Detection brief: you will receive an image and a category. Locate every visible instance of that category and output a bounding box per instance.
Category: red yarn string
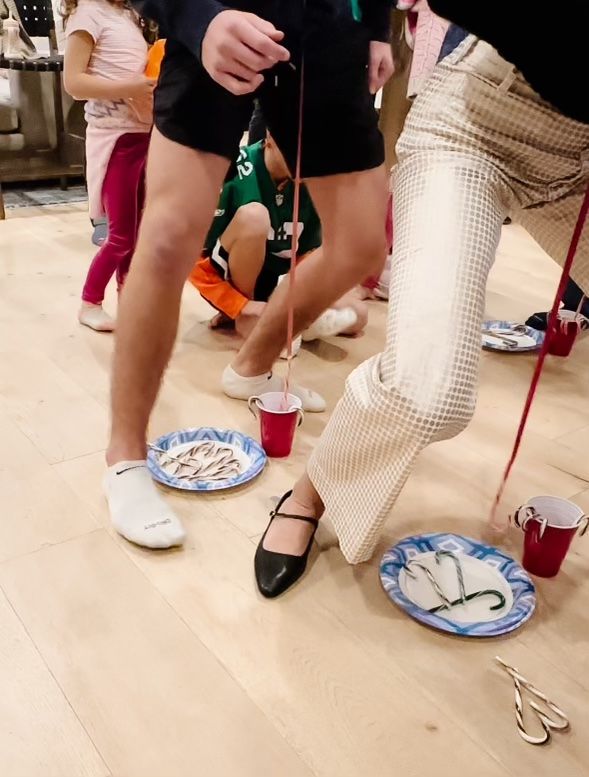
[490,184,589,529]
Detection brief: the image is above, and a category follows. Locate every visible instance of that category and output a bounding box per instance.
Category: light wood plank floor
[1,204,588,777]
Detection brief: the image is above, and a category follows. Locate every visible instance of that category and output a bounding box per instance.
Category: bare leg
[262,472,324,554]
[107,130,228,464]
[222,202,269,339]
[235,308,264,339]
[223,202,269,297]
[104,129,229,549]
[256,167,387,553]
[231,166,388,377]
[266,152,509,559]
[262,157,510,558]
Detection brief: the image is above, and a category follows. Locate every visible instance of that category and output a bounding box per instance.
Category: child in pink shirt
[64,0,155,331]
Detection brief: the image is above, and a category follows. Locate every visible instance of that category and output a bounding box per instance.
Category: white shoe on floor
[279,335,302,360]
[104,461,186,549]
[79,303,115,332]
[374,256,391,300]
[221,365,326,412]
[302,307,358,342]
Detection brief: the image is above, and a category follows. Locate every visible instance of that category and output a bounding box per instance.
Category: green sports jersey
[204,141,322,275]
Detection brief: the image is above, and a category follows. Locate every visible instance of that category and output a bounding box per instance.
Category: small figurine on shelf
[0,1,37,59]
[2,11,21,58]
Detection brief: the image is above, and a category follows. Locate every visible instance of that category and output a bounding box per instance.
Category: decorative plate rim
[147,426,266,492]
[482,319,544,353]
[379,532,536,638]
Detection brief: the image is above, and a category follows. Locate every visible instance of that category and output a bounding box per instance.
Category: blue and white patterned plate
[380,533,536,637]
[147,427,267,492]
[482,320,544,353]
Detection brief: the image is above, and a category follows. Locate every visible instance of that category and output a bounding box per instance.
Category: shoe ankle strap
[270,509,319,527]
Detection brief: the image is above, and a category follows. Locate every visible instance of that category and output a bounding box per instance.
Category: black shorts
[154,1,384,178]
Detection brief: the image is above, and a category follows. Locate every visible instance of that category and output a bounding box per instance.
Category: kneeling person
[189,135,368,345]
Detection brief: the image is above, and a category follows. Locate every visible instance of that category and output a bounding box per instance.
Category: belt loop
[498,66,517,92]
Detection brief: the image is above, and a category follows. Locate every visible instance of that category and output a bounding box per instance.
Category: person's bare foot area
[208,312,234,330]
[79,302,116,332]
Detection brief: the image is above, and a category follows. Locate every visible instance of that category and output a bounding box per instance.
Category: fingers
[368,58,380,94]
[233,41,276,73]
[218,71,264,96]
[239,18,290,63]
[224,59,259,82]
[381,59,395,87]
[203,11,289,94]
[247,14,287,45]
[369,53,395,93]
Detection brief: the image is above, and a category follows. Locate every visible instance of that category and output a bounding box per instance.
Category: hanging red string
[489,183,589,530]
[283,54,306,405]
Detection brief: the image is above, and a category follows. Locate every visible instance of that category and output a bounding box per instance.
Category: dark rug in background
[3,182,88,209]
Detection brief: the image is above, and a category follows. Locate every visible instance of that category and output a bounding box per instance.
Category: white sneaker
[279,335,302,360]
[374,256,391,300]
[302,307,358,342]
[222,365,326,412]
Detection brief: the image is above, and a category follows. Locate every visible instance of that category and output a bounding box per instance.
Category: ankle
[283,493,322,520]
[230,357,270,379]
[106,440,147,467]
[290,479,324,518]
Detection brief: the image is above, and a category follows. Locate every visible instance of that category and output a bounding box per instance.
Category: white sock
[222,365,326,412]
[279,335,302,360]
[374,255,392,300]
[302,307,358,342]
[79,303,115,332]
[104,461,186,549]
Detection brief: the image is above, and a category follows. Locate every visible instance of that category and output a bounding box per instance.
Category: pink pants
[82,132,150,304]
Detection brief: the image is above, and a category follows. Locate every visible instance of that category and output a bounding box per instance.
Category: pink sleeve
[65,4,103,42]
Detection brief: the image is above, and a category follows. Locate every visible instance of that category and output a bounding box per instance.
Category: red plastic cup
[548,317,579,357]
[248,392,304,458]
[514,496,588,578]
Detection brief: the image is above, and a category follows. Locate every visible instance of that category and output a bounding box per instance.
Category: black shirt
[429,0,589,124]
[132,0,392,60]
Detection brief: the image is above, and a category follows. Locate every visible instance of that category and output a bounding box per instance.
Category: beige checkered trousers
[308,37,589,564]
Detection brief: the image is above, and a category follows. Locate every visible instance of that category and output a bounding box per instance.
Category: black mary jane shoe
[255,491,319,599]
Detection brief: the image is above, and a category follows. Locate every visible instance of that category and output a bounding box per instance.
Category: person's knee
[380,364,476,442]
[231,203,270,240]
[326,229,387,281]
[415,380,476,442]
[433,391,476,440]
[137,208,204,279]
